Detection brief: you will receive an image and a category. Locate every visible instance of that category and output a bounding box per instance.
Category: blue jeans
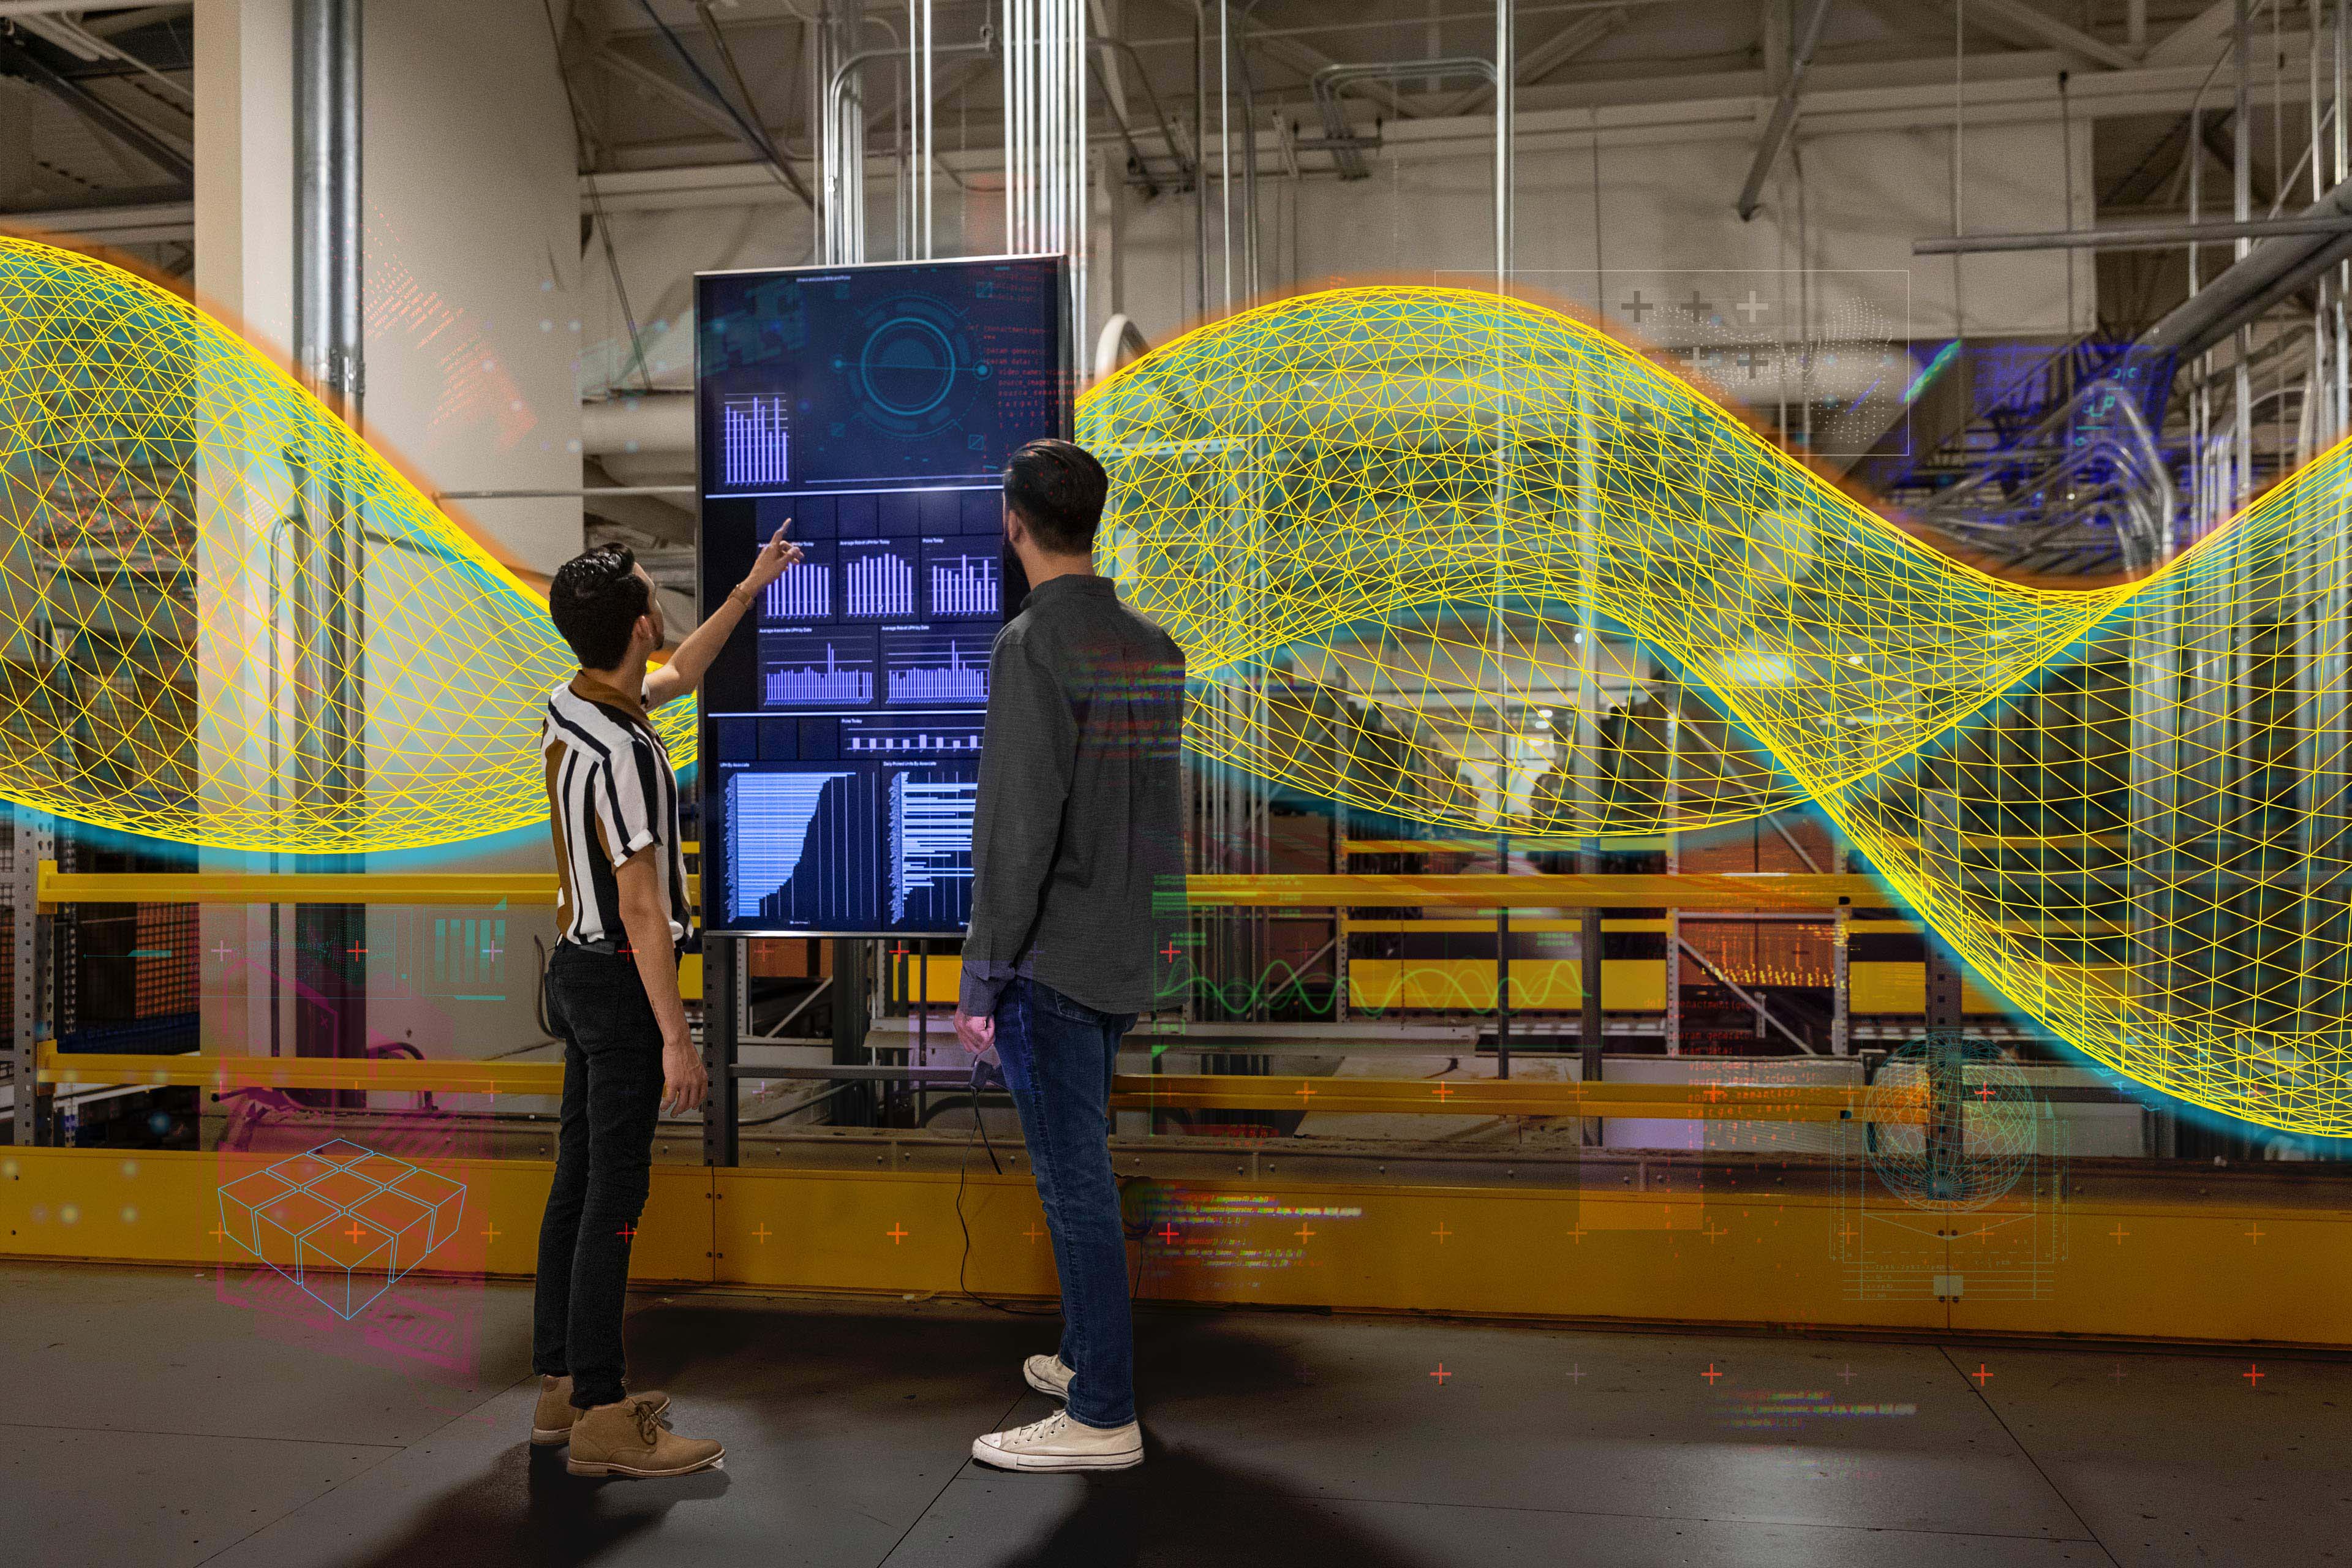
[530,943,663,1409]
[993,976,1137,1428]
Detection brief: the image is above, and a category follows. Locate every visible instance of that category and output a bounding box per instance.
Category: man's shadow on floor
[938,1443,1448,1568]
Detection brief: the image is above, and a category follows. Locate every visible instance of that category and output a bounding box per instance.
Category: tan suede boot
[530,1376,671,1447]
[565,1396,724,1478]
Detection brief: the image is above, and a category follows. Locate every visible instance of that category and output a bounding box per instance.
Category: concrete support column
[195,1,590,1079]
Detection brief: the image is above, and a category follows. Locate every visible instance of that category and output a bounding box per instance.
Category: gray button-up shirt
[959,573,1186,1019]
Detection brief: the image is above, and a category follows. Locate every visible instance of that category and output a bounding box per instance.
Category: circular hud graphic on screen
[852,295,983,440]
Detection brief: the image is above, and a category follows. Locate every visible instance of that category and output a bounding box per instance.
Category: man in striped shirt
[530,530,797,1479]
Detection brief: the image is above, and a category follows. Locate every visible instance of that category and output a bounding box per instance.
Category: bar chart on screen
[759,628,877,706]
[883,628,990,703]
[721,394,791,488]
[763,543,834,620]
[728,769,878,928]
[840,714,985,756]
[844,543,918,619]
[926,548,999,617]
[888,767,977,926]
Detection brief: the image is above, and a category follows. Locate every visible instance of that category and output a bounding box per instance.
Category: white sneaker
[1023,1354,1074,1400]
[971,1409,1143,1472]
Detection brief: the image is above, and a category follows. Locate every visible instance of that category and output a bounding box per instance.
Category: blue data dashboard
[695,255,1070,936]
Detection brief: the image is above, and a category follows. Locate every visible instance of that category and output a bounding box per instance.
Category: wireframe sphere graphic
[1863,1037,2038,1212]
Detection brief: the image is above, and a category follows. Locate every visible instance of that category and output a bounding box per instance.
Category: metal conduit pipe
[1309,53,1512,287]
[824,39,990,262]
[1496,0,1512,288]
[292,0,366,1081]
[2140,174,2352,362]
[1310,59,1492,181]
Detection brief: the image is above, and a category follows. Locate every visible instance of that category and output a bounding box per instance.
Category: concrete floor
[2,1260,2342,1567]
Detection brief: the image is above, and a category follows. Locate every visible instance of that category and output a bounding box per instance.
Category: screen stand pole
[832,937,873,1126]
[702,934,740,1168]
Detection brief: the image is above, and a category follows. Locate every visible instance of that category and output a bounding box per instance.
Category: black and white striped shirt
[542,677,690,949]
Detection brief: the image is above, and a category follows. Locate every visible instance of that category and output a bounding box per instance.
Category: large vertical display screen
[696,256,1069,936]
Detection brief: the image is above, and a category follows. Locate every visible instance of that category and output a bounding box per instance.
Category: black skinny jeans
[530,941,663,1409]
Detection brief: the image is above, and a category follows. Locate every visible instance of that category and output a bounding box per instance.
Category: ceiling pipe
[2139,171,2352,358]
[1917,214,2352,253]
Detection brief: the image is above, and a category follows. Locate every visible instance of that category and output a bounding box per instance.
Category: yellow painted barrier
[7,1145,2351,1346]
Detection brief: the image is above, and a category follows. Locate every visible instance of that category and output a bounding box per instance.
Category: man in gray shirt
[954,437,1185,1472]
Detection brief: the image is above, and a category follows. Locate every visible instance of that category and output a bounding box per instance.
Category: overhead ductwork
[2138,173,2352,361]
[581,391,694,457]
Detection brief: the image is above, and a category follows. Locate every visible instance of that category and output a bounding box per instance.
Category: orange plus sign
[752,1224,772,1243]
[1971,1363,1994,1386]
[1431,1082,1455,1100]
[2244,1224,2264,1244]
[1701,1363,1724,1384]
[2108,1223,2130,1244]
[1701,1221,1728,1244]
[342,1221,368,1245]
[1567,1225,1586,1243]
[886,1223,909,1245]
[1293,1223,1315,1243]
[1429,1363,1451,1385]
[1431,1223,1452,1244]
[1295,1082,1317,1103]
[1024,1222,1046,1243]
[208,1225,227,1243]
[481,1223,500,1243]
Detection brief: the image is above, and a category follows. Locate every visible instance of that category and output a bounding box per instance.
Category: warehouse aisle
[3,1260,2332,1567]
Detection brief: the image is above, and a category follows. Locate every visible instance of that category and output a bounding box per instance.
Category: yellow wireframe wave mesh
[13,242,2352,1134]
[0,236,693,854]
[1082,286,2352,1136]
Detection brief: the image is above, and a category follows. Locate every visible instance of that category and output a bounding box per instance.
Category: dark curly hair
[548,543,651,670]
[1003,438,1107,556]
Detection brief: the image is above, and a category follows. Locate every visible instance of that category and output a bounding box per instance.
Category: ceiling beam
[2147,0,2239,67]
[0,37,190,185]
[1736,0,1834,221]
[2201,111,2273,212]
[621,0,814,208]
[866,55,993,137]
[1442,5,1626,116]
[594,45,813,209]
[1949,0,2141,70]
[1247,29,1417,118]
